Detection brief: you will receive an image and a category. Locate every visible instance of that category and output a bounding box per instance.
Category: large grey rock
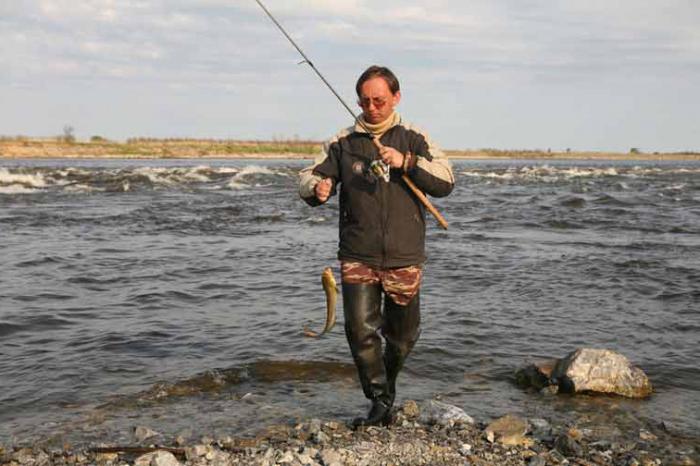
[552,348,652,398]
[517,348,652,398]
[419,400,474,426]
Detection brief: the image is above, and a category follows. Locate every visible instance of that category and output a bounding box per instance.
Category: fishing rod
[253,0,448,229]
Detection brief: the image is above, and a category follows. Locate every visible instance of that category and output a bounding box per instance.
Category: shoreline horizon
[3,152,700,162]
[1,138,699,161]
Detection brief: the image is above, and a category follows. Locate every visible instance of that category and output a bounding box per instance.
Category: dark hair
[355,65,400,97]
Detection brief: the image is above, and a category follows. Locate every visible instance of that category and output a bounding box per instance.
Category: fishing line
[253,0,449,228]
[253,0,372,135]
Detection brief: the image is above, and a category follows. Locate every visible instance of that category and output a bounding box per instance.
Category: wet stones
[516,348,653,398]
[2,399,697,466]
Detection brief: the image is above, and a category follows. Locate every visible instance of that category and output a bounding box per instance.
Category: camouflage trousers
[340,261,423,306]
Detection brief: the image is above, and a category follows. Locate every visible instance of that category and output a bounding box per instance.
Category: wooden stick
[90,446,186,457]
[372,138,448,230]
[400,173,449,229]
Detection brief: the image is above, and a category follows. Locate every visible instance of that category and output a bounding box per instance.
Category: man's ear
[393,90,402,106]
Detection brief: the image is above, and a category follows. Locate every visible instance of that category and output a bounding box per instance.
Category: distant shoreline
[1,138,699,161]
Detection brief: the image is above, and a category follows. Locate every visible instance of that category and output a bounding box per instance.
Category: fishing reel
[352,158,390,183]
[369,159,391,183]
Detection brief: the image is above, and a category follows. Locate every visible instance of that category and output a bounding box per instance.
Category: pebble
[151,451,182,466]
[277,450,295,463]
[94,452,119,464]
[320,448,343,465]
[134,452,157,466]
[12,448,35,464]
[484,414,529,446]
[134,426,160,443]
[402,400,420,419]
[312,430,330,445]
[529,418,552,441]
[419,400,475,427]
[556,433,585,457]
[308,418,322,435]
[185,444,208,460]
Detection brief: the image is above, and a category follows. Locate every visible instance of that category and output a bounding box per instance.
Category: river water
[1,158,698,447]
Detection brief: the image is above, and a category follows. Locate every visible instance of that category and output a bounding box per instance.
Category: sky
[1,0,699,152]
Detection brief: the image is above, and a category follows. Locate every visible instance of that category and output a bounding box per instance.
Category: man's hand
[315,178,333,202]
[379,145,405,169]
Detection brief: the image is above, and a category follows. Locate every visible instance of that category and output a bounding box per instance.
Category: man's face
[357,77,401,124]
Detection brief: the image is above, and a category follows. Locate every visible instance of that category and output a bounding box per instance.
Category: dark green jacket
[299,115,454,268]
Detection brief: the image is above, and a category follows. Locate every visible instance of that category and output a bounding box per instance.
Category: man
[299,65,454,427]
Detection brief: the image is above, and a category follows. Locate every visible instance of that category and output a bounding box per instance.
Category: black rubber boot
[342,283,392,427]
[382,292,421,409]
[353,399,391,428]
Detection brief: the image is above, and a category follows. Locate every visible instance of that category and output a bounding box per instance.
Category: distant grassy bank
[1,137,699,161]
[0,137,320,159]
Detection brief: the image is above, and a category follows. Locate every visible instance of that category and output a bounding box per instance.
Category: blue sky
[1,0,698,151]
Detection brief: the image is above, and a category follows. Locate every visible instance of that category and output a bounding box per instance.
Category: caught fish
[303,267,338,337]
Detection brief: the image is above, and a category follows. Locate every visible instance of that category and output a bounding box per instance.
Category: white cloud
[38,0,122,21]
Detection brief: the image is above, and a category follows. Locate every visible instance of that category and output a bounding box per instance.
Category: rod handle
[401,174,449,230]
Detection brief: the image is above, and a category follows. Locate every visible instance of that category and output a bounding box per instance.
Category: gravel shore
[2,400,697,466]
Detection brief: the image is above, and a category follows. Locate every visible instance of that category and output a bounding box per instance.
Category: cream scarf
[356,111,401,138]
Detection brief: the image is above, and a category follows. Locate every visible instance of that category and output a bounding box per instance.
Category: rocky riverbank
[2,400,697,466]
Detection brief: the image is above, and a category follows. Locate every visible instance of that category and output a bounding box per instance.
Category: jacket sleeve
[406,127,455,198]
[299,139,341,206]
